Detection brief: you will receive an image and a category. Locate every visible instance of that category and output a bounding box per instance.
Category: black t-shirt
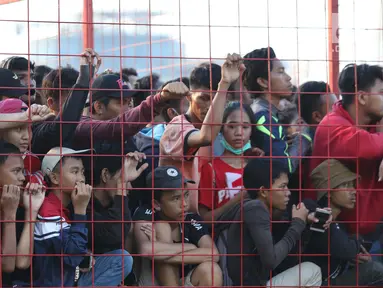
[133,206,209,275]
[133,206,208,245]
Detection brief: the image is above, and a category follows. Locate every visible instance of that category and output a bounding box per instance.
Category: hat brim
[146,178,196,190]
[85,88,136,107]
[43,149,95,175]
[0,87,29,98]
[61,148,93,156]
[184,178,196,185]
[317,174,359,200]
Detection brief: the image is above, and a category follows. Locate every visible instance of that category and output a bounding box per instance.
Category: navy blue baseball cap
[146,166,195,190]
[0,68,28,98]
[86,73,136,106]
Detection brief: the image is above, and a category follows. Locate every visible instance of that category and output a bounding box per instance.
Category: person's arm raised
[76,80,189,141]
[187,53,246,149]
[32,49,100,154]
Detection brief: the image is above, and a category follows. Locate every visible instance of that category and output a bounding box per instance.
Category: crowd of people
[0,46,383,287]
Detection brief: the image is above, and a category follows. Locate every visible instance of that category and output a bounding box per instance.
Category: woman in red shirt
[198,102,257,221]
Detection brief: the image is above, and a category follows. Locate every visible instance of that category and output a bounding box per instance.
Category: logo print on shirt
[191,219,202,231]
[116,79,123,89]
[167,168,178,177]
[218,172,243,204]
[13,74,18,80]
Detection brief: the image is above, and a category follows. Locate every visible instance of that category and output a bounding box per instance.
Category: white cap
[41,147,92,175]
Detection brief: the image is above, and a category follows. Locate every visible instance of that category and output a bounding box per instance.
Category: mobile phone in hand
[79,255,93,270]
[310,208,331,233]
[362,241,373,252]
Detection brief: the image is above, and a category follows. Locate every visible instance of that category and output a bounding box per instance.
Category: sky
[0,0,382,84]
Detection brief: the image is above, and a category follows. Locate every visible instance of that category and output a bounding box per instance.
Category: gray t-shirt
[227,200,306,286]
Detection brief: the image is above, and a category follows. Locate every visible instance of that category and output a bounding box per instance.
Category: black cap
[146,166,195,190]
[0,68,28,98]
[86,74,135,106]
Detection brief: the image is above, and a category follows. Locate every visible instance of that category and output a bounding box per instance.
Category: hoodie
[133,124,165,172]
[310,101,383,236]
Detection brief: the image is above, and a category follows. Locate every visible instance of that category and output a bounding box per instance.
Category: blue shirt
[33,193,88,287]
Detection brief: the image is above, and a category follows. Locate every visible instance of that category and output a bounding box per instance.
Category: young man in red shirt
[310,63,383,239]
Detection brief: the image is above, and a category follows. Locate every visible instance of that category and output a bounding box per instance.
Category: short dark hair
[34,65,53,88]
[92,147,128,187]
[160,77,190,122]
[242,47,277,98]
[160,77,190,90]
[42,66,79,103]
[244,158,288,199]
[190,62,221,91]
[339,64,383,109]
[0,56,35,72]
[154,189,162,202]
[122,68,138,77]
[133,74,162,107]
[0,140,21,166]
[296,81,331,124]
[221,102,256,135]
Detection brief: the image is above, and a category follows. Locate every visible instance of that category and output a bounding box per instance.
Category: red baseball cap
[0,98,28,113]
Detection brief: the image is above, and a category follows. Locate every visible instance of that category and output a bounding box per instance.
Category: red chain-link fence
[1,0,383,287]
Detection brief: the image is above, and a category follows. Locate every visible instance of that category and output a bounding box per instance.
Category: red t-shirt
[198,158,244,210]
